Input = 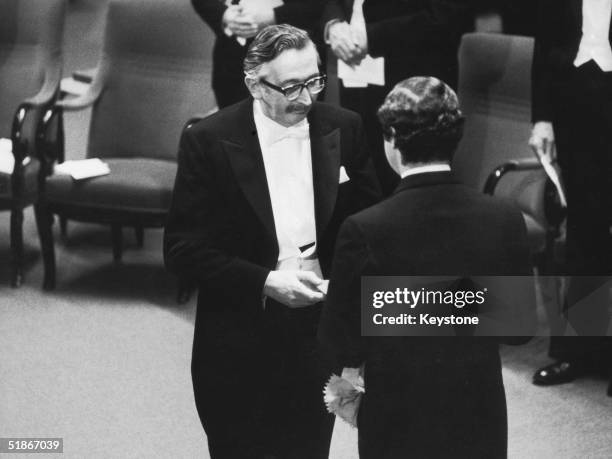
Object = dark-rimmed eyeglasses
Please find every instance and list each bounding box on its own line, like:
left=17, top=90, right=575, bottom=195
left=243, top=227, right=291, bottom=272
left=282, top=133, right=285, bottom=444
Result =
left=260, top=75, right=327, bottom=101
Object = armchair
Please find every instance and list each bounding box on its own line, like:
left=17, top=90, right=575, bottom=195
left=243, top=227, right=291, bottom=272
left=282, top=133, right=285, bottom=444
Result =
left=0, top=0, right=66, bottom=286
left=453, top=33, right=565, bottom=271
left=36, top=0, right=216, bottom=293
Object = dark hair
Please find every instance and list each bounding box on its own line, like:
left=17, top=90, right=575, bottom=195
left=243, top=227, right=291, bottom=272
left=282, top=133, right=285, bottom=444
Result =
left=243, top=24, right=316, bottom=76
left=377, top=77, right=465, bottom=164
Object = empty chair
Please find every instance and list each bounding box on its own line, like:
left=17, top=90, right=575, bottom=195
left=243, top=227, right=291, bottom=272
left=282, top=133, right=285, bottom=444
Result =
left=37, top=0, right=216, bottom=291
left=0, top=0, right=65, bottom=286
left=453, top=33, right=564, bottom=272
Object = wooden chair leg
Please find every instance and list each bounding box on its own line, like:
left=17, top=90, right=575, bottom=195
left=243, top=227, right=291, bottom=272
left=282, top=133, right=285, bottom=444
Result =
left=10, top=207, right=24, bottom=287
left=111, top=224, right=122, bottom=262
left=34, top=204, right=56, bottom=290
left=177, top=277, right=194, bottom=304
left=134, top=226, right=144, bottom=248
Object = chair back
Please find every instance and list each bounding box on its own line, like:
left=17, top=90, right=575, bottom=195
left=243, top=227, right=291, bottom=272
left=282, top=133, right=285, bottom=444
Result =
left=0, top=0, right=65, bottom=139
left=453, top=33, right=537, bottom=190
left=86, top=0, right=216, bottom=161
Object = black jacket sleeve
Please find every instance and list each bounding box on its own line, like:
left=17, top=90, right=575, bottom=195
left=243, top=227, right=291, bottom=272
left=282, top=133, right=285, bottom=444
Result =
left=192, top=0, right=227, bottom=36
left=164, top=128, right=270, bottom=312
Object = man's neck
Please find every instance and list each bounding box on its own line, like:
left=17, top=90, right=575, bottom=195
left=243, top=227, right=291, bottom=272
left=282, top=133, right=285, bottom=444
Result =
left=399, top=162, right=451, bottom=179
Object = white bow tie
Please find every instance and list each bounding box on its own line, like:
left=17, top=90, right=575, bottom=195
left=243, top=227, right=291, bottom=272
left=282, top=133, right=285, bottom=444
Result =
left=270, top=123, right=310, bottom=144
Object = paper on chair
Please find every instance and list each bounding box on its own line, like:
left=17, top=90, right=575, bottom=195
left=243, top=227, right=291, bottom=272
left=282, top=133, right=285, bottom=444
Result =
left=338, top=55, right=385, bottom=87
left=54, top=158, right=110, bottom=180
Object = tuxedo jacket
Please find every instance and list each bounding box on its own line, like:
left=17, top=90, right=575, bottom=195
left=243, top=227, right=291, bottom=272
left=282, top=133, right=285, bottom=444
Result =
left=532, top=0, right=612, bottom=122
left=322, top=0, right=473, bottom=89
left=192, top=0, right=326, bottom=107
left=164, top=99, right=380, bottom=367
left=319, top=172, right=532, bottom=458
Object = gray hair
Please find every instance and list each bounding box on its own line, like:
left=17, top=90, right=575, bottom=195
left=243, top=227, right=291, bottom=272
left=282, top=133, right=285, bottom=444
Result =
left=243, top=24, right=316, bottom=78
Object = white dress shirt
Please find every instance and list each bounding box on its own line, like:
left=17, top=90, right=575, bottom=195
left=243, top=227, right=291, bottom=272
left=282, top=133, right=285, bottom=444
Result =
left=574, top=0, right=612, bottom=71
left=350, top=0, right=367, bottom=50
left=400, top=164, right=451, bottom=179
left=253, top=100, right=318, bottom=271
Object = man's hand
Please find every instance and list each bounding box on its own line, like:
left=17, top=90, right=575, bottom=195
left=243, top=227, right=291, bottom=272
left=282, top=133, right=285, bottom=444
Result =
left=328, top=21, right=365, bottom=66
left=529, top=121, right=556, bottom=164
left=223, top=5, right=258, bottom=39
left=263, top=270, right=326, bottom=308
left=239, top=5, right=276, bottom=35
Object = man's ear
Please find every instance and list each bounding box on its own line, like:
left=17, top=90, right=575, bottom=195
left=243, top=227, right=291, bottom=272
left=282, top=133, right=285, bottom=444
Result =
left=245, top=76, right=263, bottom=100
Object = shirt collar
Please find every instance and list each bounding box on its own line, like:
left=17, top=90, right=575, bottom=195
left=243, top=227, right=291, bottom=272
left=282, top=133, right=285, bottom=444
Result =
left=253, top=100, right=310, bottom=147
left=400, top=164, right=451, bottom=178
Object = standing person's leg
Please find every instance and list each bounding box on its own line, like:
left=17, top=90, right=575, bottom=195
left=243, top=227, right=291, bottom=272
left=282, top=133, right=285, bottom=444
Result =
left=261, top=301, right=335, bottom=459
left=535, top=62, right=612, bottom=385
left=193, top=354, right=267, bottom=459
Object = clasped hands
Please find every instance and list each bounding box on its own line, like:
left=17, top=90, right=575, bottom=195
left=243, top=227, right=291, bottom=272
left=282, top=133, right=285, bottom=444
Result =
left=328, top=21, right=368, bottom=66
left=223, top=4, right=275, bottom=39
left=264, top=270, right=327, bottom=308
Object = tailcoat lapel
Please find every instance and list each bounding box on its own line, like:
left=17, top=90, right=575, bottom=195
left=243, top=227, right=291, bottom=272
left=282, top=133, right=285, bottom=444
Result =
left=309, top=106, right=341, bottom=239
left=223, top=100, right=277, bottom=243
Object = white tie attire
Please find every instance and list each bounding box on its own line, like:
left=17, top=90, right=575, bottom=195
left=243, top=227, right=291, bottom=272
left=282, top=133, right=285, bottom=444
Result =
left=253, top=100, right=322, bottom=278
left=574, top=0, right=612, bottom=71
left=400, top=164, right=451, bottom=179
left=350, top=0, right=368, bottom=51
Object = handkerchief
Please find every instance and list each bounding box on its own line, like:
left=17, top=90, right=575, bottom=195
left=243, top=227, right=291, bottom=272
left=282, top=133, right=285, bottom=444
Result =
left=339, top=166, right=350, bottom=184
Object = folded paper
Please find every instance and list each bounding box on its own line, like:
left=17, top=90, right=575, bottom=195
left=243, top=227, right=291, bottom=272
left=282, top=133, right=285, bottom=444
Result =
left=54, top=158, right=110, bottom=180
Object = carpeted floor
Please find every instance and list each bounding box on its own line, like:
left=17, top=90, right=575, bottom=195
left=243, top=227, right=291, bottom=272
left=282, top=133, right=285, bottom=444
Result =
left=0, top=217, right=611, bottom=459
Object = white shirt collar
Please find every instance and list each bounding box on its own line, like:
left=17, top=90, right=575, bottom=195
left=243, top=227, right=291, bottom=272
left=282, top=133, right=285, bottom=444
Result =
left=400, top=164, right=451, bottom=178
left=253, top=100, right=310, bottom=147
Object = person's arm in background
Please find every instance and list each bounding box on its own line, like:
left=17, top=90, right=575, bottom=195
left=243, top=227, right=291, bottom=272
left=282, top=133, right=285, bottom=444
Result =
left=322, top=0, right=364, bottom=65
left=236, top=0, right=327, bottom=39
left=192, top=0, right=258, bottom=39
left=529, top=0, right=556, bottom=163
left=192, top=0, right=228, bottom=36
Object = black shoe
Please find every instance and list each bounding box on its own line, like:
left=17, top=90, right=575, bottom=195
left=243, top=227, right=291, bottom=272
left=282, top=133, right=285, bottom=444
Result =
left=532, top=361, right=582, bottom=386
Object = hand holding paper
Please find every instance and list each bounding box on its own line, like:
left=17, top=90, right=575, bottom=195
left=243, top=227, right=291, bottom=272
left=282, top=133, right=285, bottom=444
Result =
left=529, top=121, right=567, bottom=207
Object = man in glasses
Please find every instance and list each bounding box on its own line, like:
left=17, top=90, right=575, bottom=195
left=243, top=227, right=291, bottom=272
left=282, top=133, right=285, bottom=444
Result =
left=165, top=24, right=380, bottom=459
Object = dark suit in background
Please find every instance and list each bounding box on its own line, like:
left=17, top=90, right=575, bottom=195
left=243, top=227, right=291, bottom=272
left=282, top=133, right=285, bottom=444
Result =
left=322, top=0, right=473, bottom=195
left=192, top=0, right=326, bottom=108
left=532, top=0, right=612, bottom=373
left=164, top=99, right=380, bottom=458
